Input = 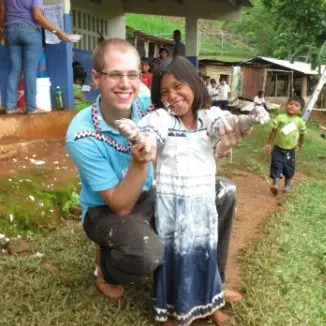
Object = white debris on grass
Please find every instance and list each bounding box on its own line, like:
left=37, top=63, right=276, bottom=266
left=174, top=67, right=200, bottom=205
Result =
left=0, top=233, right=5, bottom=239
left=53, top=161, right=59, bottom=165
left=32, top=252, right=44, bottom=258
left=30, top=159, right=45, bottom=165
left=9, top=214, right=14, bottom=223
left=8, top=178, right=12, bottom=182
left=39, top=202, right=44, bottom=207
left=32, top=154, right=36, bottom=158
left=12, top=158, right=17, bottom=163
left=28, top=195, right=35, bottom=202
left=22, top=165, right=26, bottom=169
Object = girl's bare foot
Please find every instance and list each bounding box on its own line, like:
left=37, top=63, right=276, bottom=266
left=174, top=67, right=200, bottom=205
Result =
left=161, top=319, right=175, bottom=326
left=211, top=310, right=232, bottom=325
left=29, top=108, right=46, bottom=114
left=224, top=289, right=243, bottom=303
left=6, top=109, right=25, bottom=115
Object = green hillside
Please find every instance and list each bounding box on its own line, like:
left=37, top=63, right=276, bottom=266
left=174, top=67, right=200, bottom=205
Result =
left=126, top=14, right=257, bottom=62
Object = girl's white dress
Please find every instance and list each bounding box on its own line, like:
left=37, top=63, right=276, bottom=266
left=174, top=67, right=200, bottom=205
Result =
left=138, top=108, right=225, bottom=326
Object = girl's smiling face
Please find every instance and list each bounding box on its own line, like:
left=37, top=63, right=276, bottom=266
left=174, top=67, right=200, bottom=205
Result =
left=160, top=73, right=194, bottom=120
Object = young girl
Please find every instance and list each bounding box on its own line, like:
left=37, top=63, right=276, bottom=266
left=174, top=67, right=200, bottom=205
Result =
left=116, top=57, right=269, bottom=326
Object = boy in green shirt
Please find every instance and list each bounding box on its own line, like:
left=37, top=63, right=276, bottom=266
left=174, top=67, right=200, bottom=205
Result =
left=263, top=95, right=307, bottom=194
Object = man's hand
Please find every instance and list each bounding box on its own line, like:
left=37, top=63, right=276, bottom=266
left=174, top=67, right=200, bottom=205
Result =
left=263, top=144, right=272, bottom=154
left=56, top=30, right=70, bottom=42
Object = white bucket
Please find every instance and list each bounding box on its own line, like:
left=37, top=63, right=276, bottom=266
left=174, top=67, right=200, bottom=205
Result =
left=36, top=77, right=52, bottom=112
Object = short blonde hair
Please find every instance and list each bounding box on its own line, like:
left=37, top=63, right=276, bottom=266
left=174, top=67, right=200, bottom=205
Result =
left=93, top=38, right=140, bottom=72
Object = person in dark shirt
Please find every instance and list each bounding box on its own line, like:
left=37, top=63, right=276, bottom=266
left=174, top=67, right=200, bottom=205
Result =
left=172, top=29, right=185, bottom=57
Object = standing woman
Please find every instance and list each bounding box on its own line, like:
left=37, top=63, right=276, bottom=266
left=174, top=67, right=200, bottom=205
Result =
left=0, top=0, right=69, bottom=114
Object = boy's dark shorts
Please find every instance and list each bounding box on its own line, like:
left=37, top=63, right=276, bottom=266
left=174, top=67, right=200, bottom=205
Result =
left=270, top=146, right=296, bottom=179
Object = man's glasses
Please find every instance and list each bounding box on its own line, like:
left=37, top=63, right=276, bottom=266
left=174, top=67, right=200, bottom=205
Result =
left=100, top=71, right=140, bottom=81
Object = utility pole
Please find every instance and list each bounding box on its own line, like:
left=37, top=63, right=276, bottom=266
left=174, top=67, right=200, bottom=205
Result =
left=302, top=67, right=326, bottom=122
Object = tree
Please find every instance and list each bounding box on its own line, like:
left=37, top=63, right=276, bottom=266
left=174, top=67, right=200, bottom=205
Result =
left=232, top=0, right=277, bottom=56
left=262, top=0, right=326, bottom=63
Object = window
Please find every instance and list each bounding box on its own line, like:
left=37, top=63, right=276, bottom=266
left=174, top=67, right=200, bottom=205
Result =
left=72, top=9, right=108, bottom=51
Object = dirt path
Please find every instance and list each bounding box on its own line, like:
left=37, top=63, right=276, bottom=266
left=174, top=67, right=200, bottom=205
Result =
left=224, top=170, right=306, bottom=290
left=225, top=171, right=279, bottom=289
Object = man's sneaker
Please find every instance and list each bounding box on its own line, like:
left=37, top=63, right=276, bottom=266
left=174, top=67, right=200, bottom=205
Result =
left=270, top=184, right=279, bottom=195
left=95, top=248, right=124, bottom=301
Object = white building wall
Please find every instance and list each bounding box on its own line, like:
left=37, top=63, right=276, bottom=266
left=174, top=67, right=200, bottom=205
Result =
left=70, top=0, right=125, bottom=51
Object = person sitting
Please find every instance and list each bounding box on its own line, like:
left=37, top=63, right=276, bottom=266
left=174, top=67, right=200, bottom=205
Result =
left=73, top=66, right=88, bottom=111
left=254, top=90, right=267, bottom=110
left=152, top=47, right=169, bottom=70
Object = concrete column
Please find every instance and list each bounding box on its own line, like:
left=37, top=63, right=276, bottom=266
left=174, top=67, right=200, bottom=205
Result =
left=185, top=17, right=199, bottom=68
left=301, top=75, right=308, bottom=98
left=107, top=14, right=126, bottom=39
left=63, top=0, right=71, bottom=14
left=144, top=40, right=150, bottom=57
left=45, top=13, right=74, bottom=109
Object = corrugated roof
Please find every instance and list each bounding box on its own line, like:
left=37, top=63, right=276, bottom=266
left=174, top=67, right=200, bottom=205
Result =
left=243, top=56, right=326, bottom=75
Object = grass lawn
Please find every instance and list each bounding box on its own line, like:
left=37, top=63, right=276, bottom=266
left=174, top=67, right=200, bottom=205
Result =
left=232, top=180, right=326, bottom=326
left=0, top=117, right=326, bottom=325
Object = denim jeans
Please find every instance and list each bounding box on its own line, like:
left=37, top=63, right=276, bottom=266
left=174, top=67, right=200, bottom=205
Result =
left=5, top=23, right=42, bottom=112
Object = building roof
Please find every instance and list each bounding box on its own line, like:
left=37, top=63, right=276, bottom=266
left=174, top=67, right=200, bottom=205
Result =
left=242, top=56, right=326, bottom=75
left=199, top=58, right=240, bottom=66
left=127, top=26, right=174, bottom=45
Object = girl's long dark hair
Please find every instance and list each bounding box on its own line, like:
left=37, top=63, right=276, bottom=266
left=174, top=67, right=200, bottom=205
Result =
left=151, top=56, right=211, bottom=113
